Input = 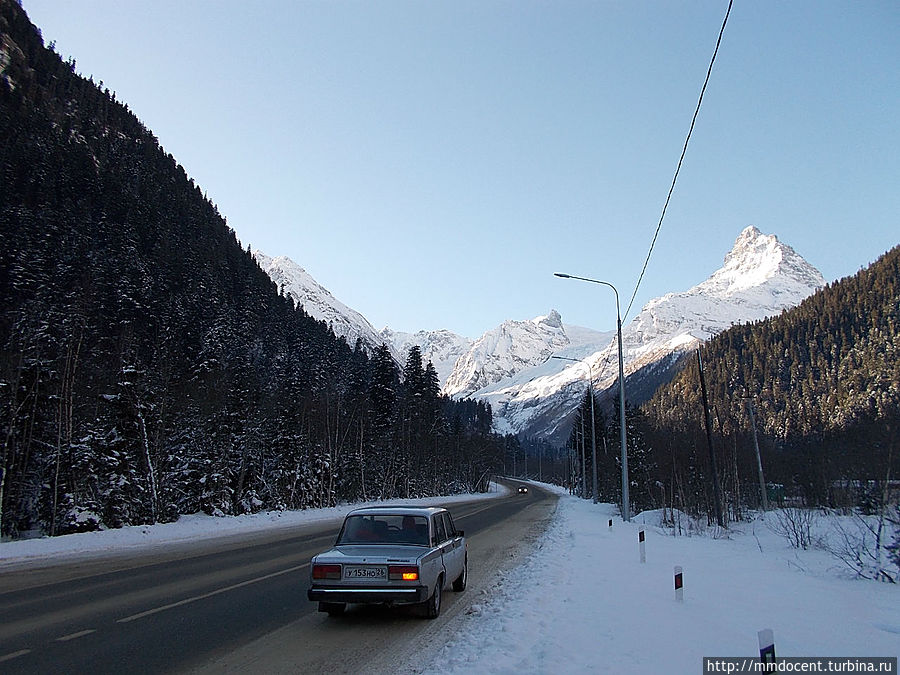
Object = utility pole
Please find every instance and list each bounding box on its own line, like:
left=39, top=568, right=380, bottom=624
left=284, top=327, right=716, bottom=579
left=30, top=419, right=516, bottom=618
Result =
left=571, top=442, right=576, bottom=495
left=580, top=412, right=587, bottom=499
left=589, top=384, right=599, bottom=503
left=697, top=350, right=725, bottom=528
left=745, top=396, right=768, bottom=511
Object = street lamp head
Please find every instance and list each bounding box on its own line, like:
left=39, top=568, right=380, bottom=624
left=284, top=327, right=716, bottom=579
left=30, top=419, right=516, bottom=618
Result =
left=554, top=273, right=571, bottom=279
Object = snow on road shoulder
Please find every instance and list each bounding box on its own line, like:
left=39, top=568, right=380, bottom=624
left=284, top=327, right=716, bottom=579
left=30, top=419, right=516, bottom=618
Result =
left=426, top=491, right=900, bottom=674
left=0, top=484, right=508, bottom=568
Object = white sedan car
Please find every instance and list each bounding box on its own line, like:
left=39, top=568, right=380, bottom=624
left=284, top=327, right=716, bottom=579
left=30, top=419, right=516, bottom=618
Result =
left=307, top=505, right=467, bottom=619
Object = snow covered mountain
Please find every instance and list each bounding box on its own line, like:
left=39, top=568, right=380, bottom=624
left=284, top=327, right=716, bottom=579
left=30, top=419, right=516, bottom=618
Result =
left=253, top=250, right=471, bottom=374
left=444, top=311, right=567, bottom=397
left=251, top=250, right=607, bottom=393
left=380, top=328, right=472, bottom=385
left=252, top=251, right=387, bottom=355
left=255, top=227, right=824, bottom=442
left=465, top=226, right=826, bottom=440
left=443, top=311, right=613, bottom=398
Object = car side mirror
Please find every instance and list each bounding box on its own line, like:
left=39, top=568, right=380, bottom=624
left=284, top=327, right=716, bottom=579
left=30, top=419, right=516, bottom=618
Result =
left=456, top=530, right=464, bottom=537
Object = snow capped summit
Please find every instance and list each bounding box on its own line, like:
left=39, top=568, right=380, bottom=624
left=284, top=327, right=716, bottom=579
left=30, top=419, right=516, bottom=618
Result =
left=443, top=310, right=611, bottom=399
left=442, top=311, right=570, bottom=398
left=381, top=328, right=472, bottom=386
left=624, top=226, right=825, bottom=360
left=535, top=309, right=563, bottom=329
left=254, top=250, right=470, bottom=374
left=468, top=227, right=826, bottom=440
left=252, top=250, right=386, bottom=354
left=700, top=225, right=825, bottom=300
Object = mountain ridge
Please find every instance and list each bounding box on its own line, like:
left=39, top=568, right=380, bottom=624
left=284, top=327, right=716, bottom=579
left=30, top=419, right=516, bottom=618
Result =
left=472, top=226, right=826, bottom=440
left=253, top=227, right=825, bottom=443
left=252, top=250, right=387, bottom=355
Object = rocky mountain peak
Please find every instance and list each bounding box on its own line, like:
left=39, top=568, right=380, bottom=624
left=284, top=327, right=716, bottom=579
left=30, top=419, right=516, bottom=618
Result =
left=535, top=309, right=563, bottom=329
left=709, top=226, right=825, bottom=299
left=442, top=311, right=571, bottom=398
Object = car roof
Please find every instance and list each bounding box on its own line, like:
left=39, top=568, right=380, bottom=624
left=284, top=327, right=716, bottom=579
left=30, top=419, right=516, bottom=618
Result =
left=346, top=505, right=446, bottom=517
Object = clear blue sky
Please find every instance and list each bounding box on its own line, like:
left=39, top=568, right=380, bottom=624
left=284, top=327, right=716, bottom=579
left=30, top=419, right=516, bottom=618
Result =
left=23, top=1, right=899, bottom=338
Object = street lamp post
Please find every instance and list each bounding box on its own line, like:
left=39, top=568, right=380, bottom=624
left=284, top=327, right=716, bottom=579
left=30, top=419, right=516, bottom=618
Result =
left=555, top=273, right=630, bottom=521
left=552, top=355, right=598, bottom=504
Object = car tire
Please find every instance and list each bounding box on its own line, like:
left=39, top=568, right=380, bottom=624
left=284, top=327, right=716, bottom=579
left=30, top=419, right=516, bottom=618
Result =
left=452, top=557, right=467, bottom=592
left=423, top=576, right=443, bottom=619
left=318, top=601, right=346, bottom=616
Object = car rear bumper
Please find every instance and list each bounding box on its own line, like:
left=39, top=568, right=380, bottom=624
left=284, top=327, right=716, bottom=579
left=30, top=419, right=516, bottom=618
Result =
left=308, top=585, right=429, bottom=605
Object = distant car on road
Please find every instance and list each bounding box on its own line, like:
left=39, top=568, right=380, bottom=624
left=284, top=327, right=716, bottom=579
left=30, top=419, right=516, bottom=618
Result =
left=517, top=486, right=529, bottom=494
left=307, top=505, right=467, bottom=619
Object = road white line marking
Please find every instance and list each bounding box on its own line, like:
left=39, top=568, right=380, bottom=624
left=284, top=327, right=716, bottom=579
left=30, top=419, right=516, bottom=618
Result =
left=458, top=503, right=495, bottom=520
left=117, top=562, right=310, bottom=624
left=56, top=629, right=97, bottom=642
left=0, top=649, right=32, bottom=663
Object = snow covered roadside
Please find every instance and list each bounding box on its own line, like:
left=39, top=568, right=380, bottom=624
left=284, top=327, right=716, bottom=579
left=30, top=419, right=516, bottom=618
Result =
left=0, top=483, right=509, bottom=569
left=425, top=485, right=900, bottom=674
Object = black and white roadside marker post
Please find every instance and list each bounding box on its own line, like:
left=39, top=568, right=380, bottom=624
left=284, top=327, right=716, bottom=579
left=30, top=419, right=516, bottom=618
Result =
left=639, top=529, right=646, bottom=563
left=608, top=519, right=613, bottom=529
left=674, top=566, right=683, bottom=602
left=758, top=629, right=775, bottom=668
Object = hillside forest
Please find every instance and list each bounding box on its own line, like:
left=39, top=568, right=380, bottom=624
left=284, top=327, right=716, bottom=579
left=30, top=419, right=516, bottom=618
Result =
left=552, top=245, right=899, bottom=527
left=2, top=0, right=897, bottom=545
left=0, top=0, right=507, bottom=539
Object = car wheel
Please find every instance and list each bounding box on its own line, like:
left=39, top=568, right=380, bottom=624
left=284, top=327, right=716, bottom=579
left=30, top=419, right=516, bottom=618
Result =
left=318, top=601, right=346, bottom=616
left=423, top=576, right=443, bottom=619
left=452, top=557, right=467, bottom=592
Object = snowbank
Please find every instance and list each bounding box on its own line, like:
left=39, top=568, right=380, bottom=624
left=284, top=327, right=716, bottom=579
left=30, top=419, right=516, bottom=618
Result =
left=425, top=490, right=900, bottom=674
left=0, top=484, right=508, bottom=568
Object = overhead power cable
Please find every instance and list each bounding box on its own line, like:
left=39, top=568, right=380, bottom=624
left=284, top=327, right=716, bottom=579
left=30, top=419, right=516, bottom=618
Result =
left=623, top=0, right=734, bottom=320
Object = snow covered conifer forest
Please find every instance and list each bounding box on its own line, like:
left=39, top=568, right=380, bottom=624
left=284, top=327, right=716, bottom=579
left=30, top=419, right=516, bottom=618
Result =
left=556, top=248, right=900, bottom=579
left=1, top=0, right=897, bottom=564
left=638, top=247, right=899, bottom=518
left=0, top=1, right=504, bottom=539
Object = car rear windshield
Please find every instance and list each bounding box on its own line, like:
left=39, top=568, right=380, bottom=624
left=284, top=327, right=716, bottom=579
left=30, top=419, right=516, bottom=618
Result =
left=337, top=514, right=429, bottom=546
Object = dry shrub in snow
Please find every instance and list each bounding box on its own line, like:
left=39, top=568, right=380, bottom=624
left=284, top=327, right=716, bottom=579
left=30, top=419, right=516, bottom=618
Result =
left=888, top=505, right=900, bottom=572
left=768, top=507, right=819, bottom=550
left=826, top=508, right=898, bottom=583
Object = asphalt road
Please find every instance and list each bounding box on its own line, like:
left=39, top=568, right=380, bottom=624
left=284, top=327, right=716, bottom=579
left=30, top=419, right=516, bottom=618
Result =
left=0, top=481, right=558, bottom=674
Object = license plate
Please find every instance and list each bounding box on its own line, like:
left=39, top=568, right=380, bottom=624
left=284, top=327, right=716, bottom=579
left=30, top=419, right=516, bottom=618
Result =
left=344, top=566, right=387, bottom=579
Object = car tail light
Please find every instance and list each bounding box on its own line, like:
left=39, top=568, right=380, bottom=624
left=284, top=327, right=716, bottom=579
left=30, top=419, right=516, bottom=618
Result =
left=388, top=565, right=419, bottom=581
left=312, top=564, right=341, bottom=580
